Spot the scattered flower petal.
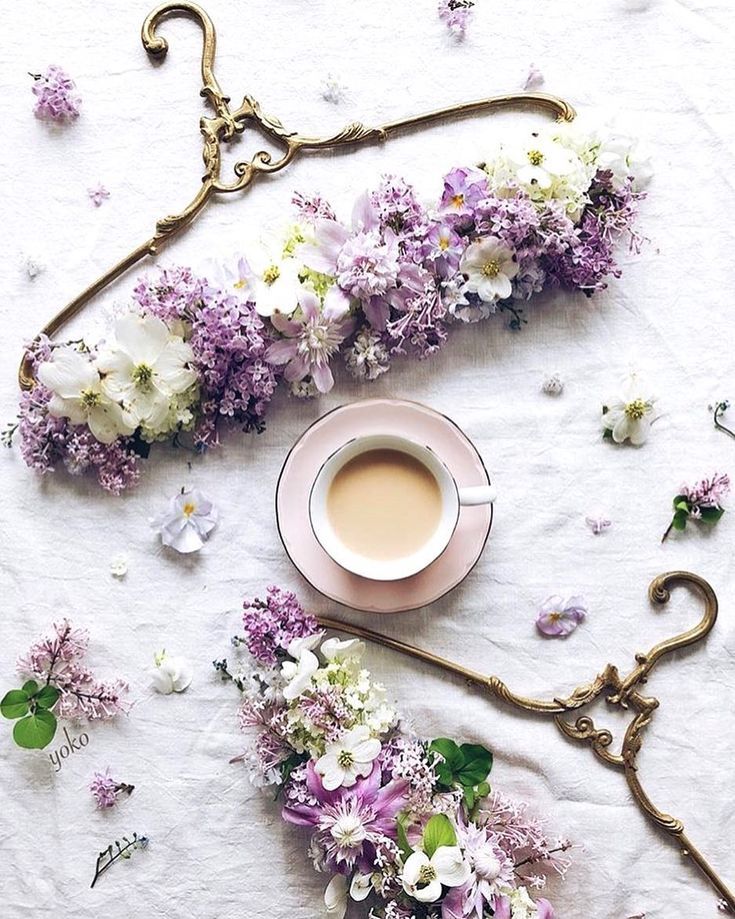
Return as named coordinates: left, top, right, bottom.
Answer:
left=536, top=595, right=587, bottom=637
left=542, top=373, right=564, bottom=395
left=321, top=74, right=347, bottom=105
left=585, top=516, right=612, bottom=535
left=523, top=64, right=545, bottom=91
left=21, top=252, right=45, bottom=280
left=150, top=487, right=218, bottom=553
left=110, top=555, right=128, bottom=579
left=87, top=184, right=110, bottom=207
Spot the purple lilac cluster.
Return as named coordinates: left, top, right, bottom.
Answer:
left=133, top=266, right=279, bottom=447
left=225, top=586, right=571, bottom=918
left=18, top=620, right=130, bottom=721
left=438, top=0, right=475, bottom=37
left=14, top=338, right=141, bottom=494
left=680, top=473, right=730, bottom=513
left=241, top=586, right=320, bottom=667
left=89, top=768, right=133, bottom=809
left=31, top=65, right=81, bottom=122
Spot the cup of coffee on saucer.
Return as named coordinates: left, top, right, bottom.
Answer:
left=309, top=434, right=496, bottom=581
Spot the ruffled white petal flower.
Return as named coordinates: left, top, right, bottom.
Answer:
left=460, top=237, right=518, bottom=304
left=324, top=874, right=348, bottom=918
left=602, top=373, right=656, bottom=445
left=149, top=649, right=192, bottom=694
left=150, top=488, right=218, bottom=553
left=37, top=347, right=137, bottom=444
left=315, top=724, right=382, bottom=790
left=431, top=845, right=472, bottom=888
left=321, top=636, right=365, bottom=662
left=281, top=648, right=319, bottom=700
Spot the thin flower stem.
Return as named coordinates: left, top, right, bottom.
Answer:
left=661, top=519, right=675, bottom=543
left=713, top=403, right=735, bottom=440
left=44, top=622, right=71, bottom=685
left=90, top=834, right=146, bottom=889
left=514, top=842, right=572, bottom=870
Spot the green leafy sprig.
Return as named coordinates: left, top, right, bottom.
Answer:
left=428, top=737, right=493, bottom=811
left=662, top=495, right=726, bottom=542
left=0, top=680, right=60, bottom=749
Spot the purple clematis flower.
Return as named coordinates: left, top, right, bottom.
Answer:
left=536, top=595, right=587, bottom=638
left=283, top=760, right=408, bottom=874
left=264, top=288, right=355, bottom=393
left=439, top=166, right=488, bottom=218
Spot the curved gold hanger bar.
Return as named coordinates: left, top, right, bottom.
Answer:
left=18, top=1, right=575, bottom=389
left=318, top=571, right=734, bottom=911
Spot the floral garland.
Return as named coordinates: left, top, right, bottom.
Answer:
left=214, top=586, right=572, bottom=919
left=7, top=122, right=650, bottom=492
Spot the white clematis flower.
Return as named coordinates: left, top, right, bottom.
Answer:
left=321, top=637, right=365, bottom=662
left=460, top=237, right=518, bottom=303
left=401, top=847, right=471, bottom=903
left=149, top=649, right=193, bottom=694
left=97, top=313, right=197, bottom=434
left=37, top=347, right=136, bottom=444
left=507, top=132, right=577, bottom=189
left=315, top=724, right=382, bottom=790
left=150, top=487, right=218, bottom=553
left=602, top=373, right=656, bottom=445
left=324, top=874, right=348, bottom=917
left=281, top=648, right=319, bottom=701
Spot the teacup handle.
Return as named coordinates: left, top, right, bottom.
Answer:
left=458, top=484, right=497, bottom=506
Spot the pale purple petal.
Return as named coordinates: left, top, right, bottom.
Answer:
left=265, top=339, right=299, bottom=365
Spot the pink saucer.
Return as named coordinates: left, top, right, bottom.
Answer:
left=275, top=399, right=493, bottom=613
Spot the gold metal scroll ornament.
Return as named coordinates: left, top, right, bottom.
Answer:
left=17, top=1, right=575, bottom=389
left=319, top=571, right=735, bottom=912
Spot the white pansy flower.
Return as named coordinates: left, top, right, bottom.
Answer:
left=315, top=724, right=381, bottom=790
left=97, top=312, right=197, bottom=436
left=281, top=648, right=319, bottom=701
left=324, top=874, right=348, bottom=918
left=460, top=237, right=518, bottom=303
left=602, top=372, right=656, bottom=445
left=150, top=487, right=218, bottom=553
left=37, top=347, right=136, bottom=444
left=507, top=132, right=578, bottom=189
left=321, top=637, right=365, bottom=662
left=149, top=649, right=193, bottom=694
left=401, top=847, right=471, bottom=903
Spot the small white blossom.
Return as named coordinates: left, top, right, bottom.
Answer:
left=542, top=373, right=564, bottom=395
left=281, top=648, right=319, bottom=701
left=315, top=724, right=381, bottom=790
left=150, top=487, right=218, bottom=553
left=149, top=649, right=192, bottom=694
left=602, top=373, right=656, bottom=445
left=110, top=555, right=128, bottom=578
left=460, top=237, right=518, bottom=303
left=401, top=847, right=471, bottom=903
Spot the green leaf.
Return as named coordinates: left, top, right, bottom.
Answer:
left=698, top=506, right=725, bottom=523
left=423, top=813, right=456, bottom=858
left=429, top=738, right=464, bottom=787
left=13, top=710, right=57, bottom=749
left=674, top=499, right=690, bottom=512
left=21, top=680, right=39, bottom=696
left=476, top=781, right=490, bottom=800
left=396, top=815, right=412, bottom=860
left=35, top=685, right=60, bottom=710
left=1, top=689, right=30, bottom=720
left=457, top=744, right=493, bottom=786
left=672, top=510, right=689, bottom=531
left=463, top=785, right=475, bottom=810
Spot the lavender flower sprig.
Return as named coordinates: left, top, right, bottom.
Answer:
left=662, top=473, right=730, bottom=542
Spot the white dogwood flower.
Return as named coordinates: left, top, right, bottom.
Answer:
left=315, top=724, right=381, bottom=790
left=602, top=373, right=656, bottom=445
left=507, top=132, right=577, bottom=189
left=321, top=637, right=365, bottom=662
left=37, top=346, right=136, bottom=444
left=460, top=237, right=518, bottom=303
left=324, top=875, right=348, bottom=917
left=401, top=847, right=471, bottom=903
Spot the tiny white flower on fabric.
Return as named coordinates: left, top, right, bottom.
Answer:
left=110, top=555, right=128, bottom=578
left=523, top=63, right=545, bottom=91
left=150, top=487, right=218, bottom=554
left=401, top=847, right=471, bottom=903
left=321, top=636, right=365, bottom=662
left=321, top=73, right=347, bottom=104
left=350, top=873, right=372, bottom=902
left=97, top=312, right=198, bottom=434
left=542, top=373, right=564, bottom=395
left=281, top=648, right=319, bottom=701
left=21, top=252, right=45, bottom=279
left=149, top=649, right=193, bottom=694
left=315, top=724, right=382, bottom=790
left=585, top=515, right=612, bottom=535
left=460, top=237, right=518, bottom=303
left=507, top=132, right=577, bottom=189
left=37, top=346, right=137, bottom=444
left=602, top=373, right=657, bottom=445
left=324, top=874, right=348, bottom=918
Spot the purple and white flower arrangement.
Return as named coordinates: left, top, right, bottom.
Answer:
left=9, top=123, right=648, bottom=492
left=215, top=586, right=573, bottom=918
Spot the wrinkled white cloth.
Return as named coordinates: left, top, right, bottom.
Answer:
left=1, top=1, right=734, bottom=917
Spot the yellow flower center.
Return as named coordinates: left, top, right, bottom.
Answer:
left=418, top=864, right=437, bottom=885
left=337, top=749, right=355, bottom=768
left=528, top=149, right=544, bottom=166
left=262, top=265, right=281, bottom=286
left=233, top=278, right=246, bottom=289
left=439, top=237, right=450, bottom=251
left=624, top=399, right=649, bottom=421
left=182, top=502, right=196, bottom=518
left=451, top=193, right=464, bottom=209
left=547, top=612, right=562, bottom=623
left=80, top=388, right=101, bottom=408
left=482, top=259, right=500, bottom=278
left=132, top=363, right=154, bottom=389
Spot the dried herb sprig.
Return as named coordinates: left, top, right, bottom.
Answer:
left=90, top=833, right=149, bottom=889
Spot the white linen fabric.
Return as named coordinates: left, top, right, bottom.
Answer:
left=1, top=1, right=734, bottom=917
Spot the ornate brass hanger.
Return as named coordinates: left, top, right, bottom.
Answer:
left=17, top=0, right=575, bottom=390
left=319, top=571, right=735, bottom=911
